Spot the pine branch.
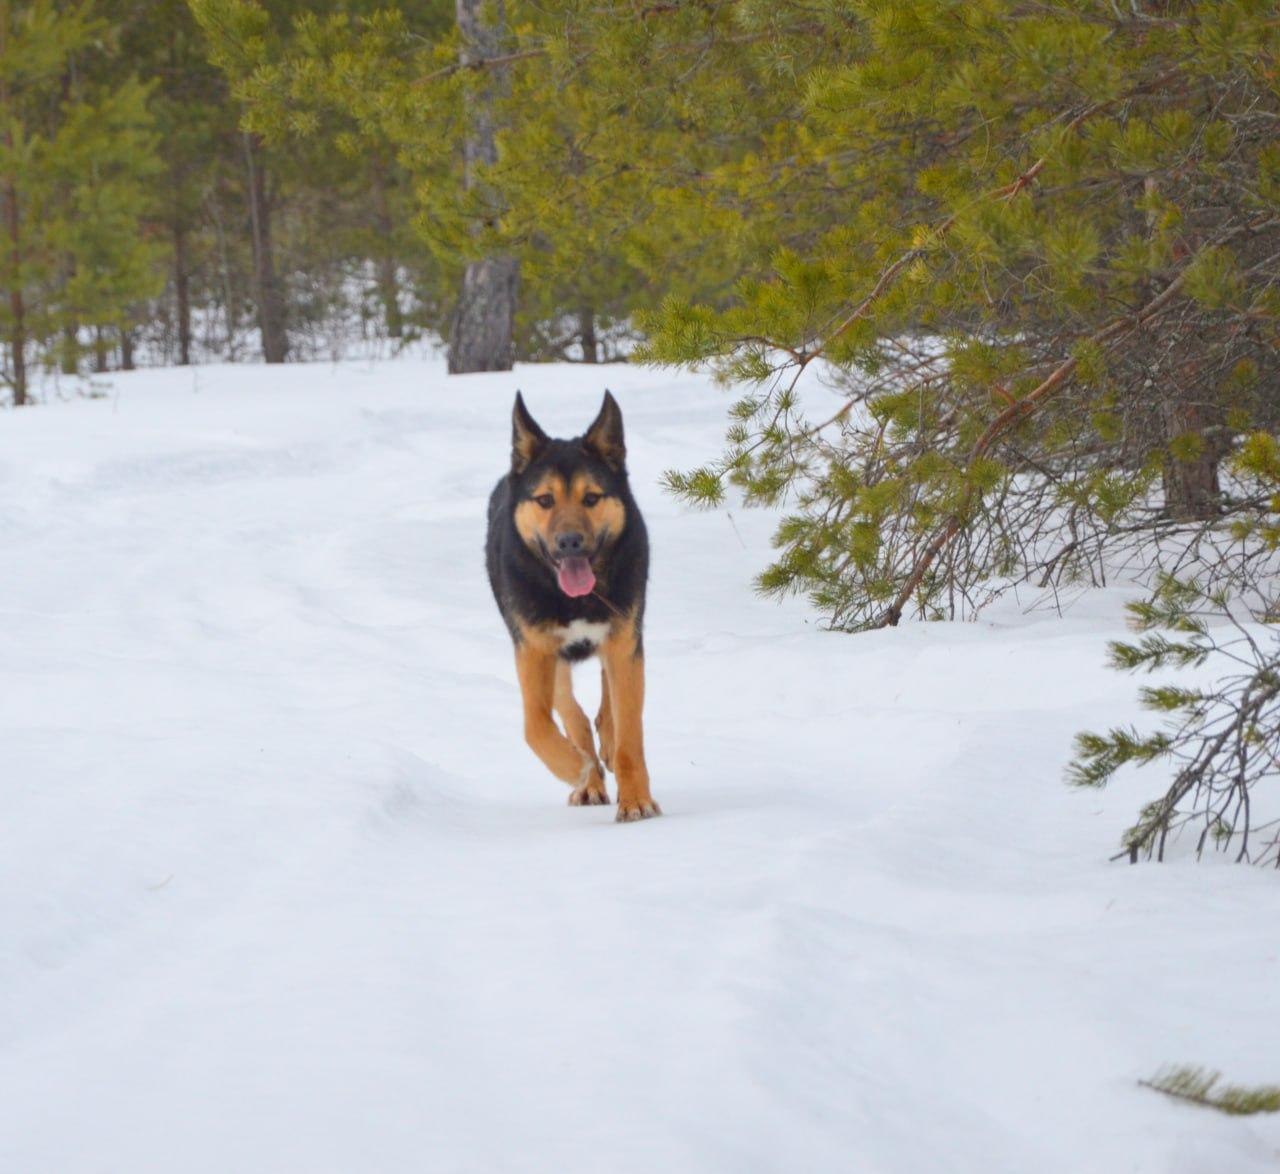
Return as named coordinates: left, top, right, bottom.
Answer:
left=806, top=68, right=1187, bottom=366
left=1140, top=1066, right=1280, bottom=1116
left=872, top=216, right=1273, bottom=630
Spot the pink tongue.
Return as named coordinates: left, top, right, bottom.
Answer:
left=556, top=557, right=596, bottom=598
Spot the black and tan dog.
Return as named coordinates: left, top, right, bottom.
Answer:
left=486, top=391, right=660, bottom=821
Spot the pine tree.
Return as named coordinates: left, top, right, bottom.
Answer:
left=0, top=0, right=162, bottom=404
left=189, top=0, right=296, bottom=362
left=486, top=2, right=762, bottom=361
left=580, top=1, right=1280, bottom=631
left=190, top=0, right=454, bottom=356
left=190, top=0, right=750, bottom=366
left=114, top=0, right=235, bottom=366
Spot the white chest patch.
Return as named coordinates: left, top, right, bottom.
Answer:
left=553, top=619, right=610, bottom=649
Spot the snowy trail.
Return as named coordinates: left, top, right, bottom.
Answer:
left=2, top=359, right=1278, bottom=1172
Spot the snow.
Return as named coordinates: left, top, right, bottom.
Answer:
left=2, top=357, right=1278, bottom=1173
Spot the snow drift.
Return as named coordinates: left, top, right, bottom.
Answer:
left=1, top=358, right=1277, bottom=1172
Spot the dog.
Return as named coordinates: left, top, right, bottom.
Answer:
left=486, top=391, right=660, bottom=821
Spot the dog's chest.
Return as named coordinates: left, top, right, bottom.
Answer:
left=552, top=619, right=610, bottom=661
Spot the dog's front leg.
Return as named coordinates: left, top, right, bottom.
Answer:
left=516, top=643, right=603, bottom=798
left=595, top=668, right=614, bottom=773
left=600, top=622, right=661, bottom=822
left=554, top=660, right=609, bottom=805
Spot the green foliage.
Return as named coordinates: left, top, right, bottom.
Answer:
left=1068, top=726, right=1172, bottom=790
left=1070, top=422, right=1280, bottom=865
left=195, top=0, right=731, bottom=358
left=1230, top=432, right=1280, bottom=550
left=1141, top=1066, right=1280, bottom=1116
left=1182, top=246, right=1243, bottom=311
left=188, top=0, right=452, bottom=349
left=48, top=77, right=166, bottom=332
left=1069, top=575, right=1280, bottom=865
left=0, top=0, right=163, bottom=400
left=585, top=0, right=1280, bottom=627
left=662, top=465, right=726, bottom=508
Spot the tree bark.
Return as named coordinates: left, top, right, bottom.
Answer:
left=451, top=258, right=518, bottom=372
left=4, top=183, right=23, bottom=405
left=174, top=217, right=192, bottom=365
left=93, top=325, right=108, bottom=373
left=206, top=188, right=240, bottom=360
left=168, top=23, right=192, bottom=367
left=1, top=8, right=25, bottom=406
left=61, top=321, right=78, bottom=375
left=1160, top=398, right=1224, bottom=522
left=378, top=255, right=404, bottom=341
left=1141, top=175, right=1222, bottom=522
left=371, top=162, right=402, bottom=339
left=579, top=307, right=598, bottom=363
left=449, top=0, right=518, bottom=374
left=243, top=132, right=287, bottom=364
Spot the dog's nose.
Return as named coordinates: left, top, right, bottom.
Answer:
left=555, top=531, right=586, bottom=556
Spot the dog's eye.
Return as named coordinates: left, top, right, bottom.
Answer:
left=582, top=492, right=602, bottom=507
left=533, top=494, right=554, bottom=510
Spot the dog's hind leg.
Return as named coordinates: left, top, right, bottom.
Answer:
left=516, top=643, right=607, bottom=805
left=595, top=668, right=614, bottom=774
left=554, top=660, right=609, bottom=806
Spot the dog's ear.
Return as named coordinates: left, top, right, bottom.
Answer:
left=511, top=392, right=549, bottom=474
left=583, top=390, right=625, bottom=471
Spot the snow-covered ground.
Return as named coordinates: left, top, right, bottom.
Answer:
left=2, top=358, right=1277, bottom=1173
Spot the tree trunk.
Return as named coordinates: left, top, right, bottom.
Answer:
left=451, top=258, right=518, bottom=372
left=174, top=217, right=191, bottom=365
left=1, top=9, right=25, bottom=407
left=1160, top=398, right=1223, bottom=522
left=121, top=326, right=135, bottom=371
left=168, top=23, right=192, bottom=367
left=4, top=204, right=23, bottom=405
left=579, top=307, right=598, bottom=363
left=93, top=325, right=108, bottom=373
left=61, top=321, right=78, bottom=375
left=243, top=132, right=287, bottom=364
left=378, top=253, right=404, bottom=340
left=206, top=189, right=240, bottom=360
left=371, top=162, right=402, bottom=340
left=449, top=0, right=517, bottom=375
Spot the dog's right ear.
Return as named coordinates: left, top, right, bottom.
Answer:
left=511, top=392, right=549, bottom=474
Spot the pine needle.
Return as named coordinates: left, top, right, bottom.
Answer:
left=1140, top=1065, right=1280, bottom=1116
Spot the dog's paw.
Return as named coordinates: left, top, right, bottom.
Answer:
left=615, top=798, right=662, bottom=822
left=569, top=776, right=611, bottom=806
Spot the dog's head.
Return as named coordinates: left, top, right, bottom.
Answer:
left=509, top=391, right=629, bottom=598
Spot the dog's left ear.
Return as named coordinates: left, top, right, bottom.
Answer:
left=583, top=390, right=625, bottom=471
